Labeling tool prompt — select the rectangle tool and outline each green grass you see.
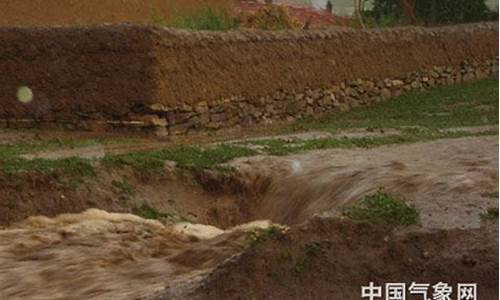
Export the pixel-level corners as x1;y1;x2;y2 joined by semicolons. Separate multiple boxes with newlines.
236;79;498;156
171;6;236;30
111;179;136;196
103;144;257;173
343;190;419;227
0;137;136;179
480;207;499;221
240;128;497;156
248;226;279;246
0;156;95;177
133;204;189;223
292;79;498;132
292;242;321;275
150;1;236;31
134;204;167;220
304;241;321;257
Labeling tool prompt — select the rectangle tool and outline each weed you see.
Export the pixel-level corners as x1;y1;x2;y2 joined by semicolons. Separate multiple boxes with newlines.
134;204;165;220
480;207;499;221
304;241;321;257
293;260;306;274
111;179;136;196
292;241;322;275
0;137;136;179
0;156;95;179
248;226;278;246
343;190;419;227
238;4;300;30
172;6;236;30
103;145;256;173
151;6;167;26
133;204;190;223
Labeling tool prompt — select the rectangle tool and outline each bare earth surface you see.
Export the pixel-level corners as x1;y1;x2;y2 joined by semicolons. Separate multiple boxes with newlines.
0;135;497;299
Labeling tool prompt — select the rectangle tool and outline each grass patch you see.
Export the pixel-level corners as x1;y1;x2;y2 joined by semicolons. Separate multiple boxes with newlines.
150;0;235;30
241;128;497;157
172;6;236;30
292;241;322;275
103;144;256;173
134;204;167;220
292;79;499;132
111;179;136;196
0;137;136;180
304;241;321;257
0;156;94;177
133;204;189;223
480;207;499;221
248;226;279;246
343;190;419;227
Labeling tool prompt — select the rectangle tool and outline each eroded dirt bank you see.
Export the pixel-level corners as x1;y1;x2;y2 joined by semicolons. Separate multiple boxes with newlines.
193;218;499;300
0;136;497;299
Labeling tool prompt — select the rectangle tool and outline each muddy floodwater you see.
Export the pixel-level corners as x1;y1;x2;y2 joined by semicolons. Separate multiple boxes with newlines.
0;136;497;300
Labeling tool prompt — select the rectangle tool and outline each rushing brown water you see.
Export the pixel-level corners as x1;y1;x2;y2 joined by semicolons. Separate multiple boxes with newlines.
233;136;498;229
0;136;497;299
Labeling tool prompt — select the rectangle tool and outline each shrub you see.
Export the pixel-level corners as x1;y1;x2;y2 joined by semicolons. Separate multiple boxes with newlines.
481;207;499;221
151;0;236;30
172;6;237;30
238;4;301;30
343;190;419;227
367;0;497;26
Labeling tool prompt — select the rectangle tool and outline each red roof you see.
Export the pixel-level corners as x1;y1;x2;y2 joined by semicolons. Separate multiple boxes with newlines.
235;1;351;28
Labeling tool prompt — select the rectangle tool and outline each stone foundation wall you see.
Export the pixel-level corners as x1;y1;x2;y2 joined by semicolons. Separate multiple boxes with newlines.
135;59;499;135
5;58;497;135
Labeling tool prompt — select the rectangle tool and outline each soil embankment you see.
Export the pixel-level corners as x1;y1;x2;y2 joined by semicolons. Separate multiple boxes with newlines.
195;218;498;300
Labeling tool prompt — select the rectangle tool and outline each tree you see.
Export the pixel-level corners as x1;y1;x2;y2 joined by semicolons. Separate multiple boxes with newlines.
369;0;495;25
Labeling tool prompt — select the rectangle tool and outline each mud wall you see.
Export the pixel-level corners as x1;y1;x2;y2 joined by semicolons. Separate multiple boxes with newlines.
0;22;497;133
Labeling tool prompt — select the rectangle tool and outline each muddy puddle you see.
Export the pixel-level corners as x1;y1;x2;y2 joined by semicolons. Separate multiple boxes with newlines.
0;136;498;299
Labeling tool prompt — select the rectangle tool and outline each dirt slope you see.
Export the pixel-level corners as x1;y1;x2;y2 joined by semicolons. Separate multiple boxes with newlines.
194;218;499;300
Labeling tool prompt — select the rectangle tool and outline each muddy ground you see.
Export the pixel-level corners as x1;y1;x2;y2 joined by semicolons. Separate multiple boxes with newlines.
0;133;497;300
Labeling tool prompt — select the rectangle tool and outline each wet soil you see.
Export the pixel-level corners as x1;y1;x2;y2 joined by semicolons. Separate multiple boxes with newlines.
0;135;497;299
195;218;499;300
